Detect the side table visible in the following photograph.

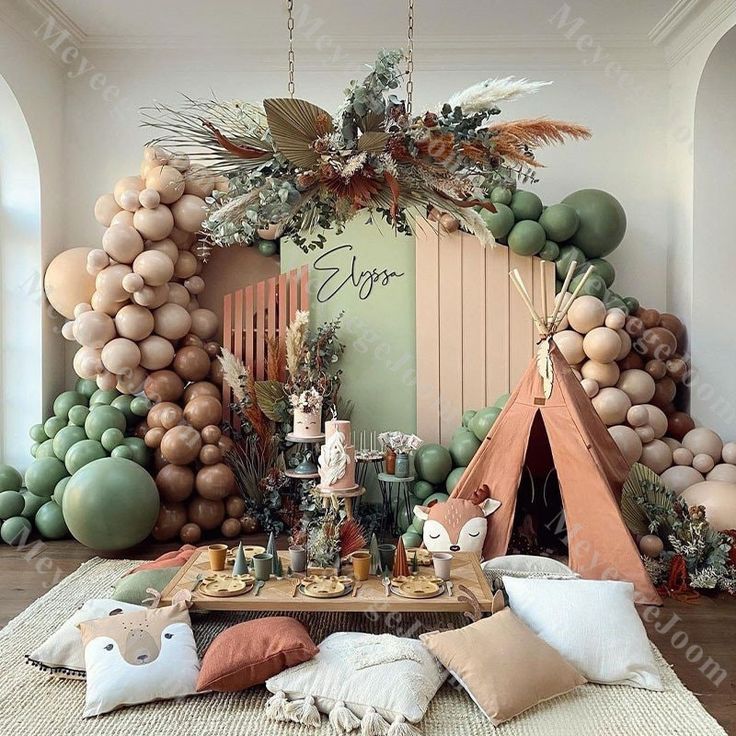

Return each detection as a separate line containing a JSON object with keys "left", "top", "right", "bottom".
{"left": 377, "top": 472, "right": 415, "bottom": 540}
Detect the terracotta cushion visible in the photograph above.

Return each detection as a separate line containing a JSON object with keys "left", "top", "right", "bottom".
{"left": 125, "top": 545, "right": 199, "bottom": 575}
{"left": 197, "top": 616, "right": 318, "bottom": 692}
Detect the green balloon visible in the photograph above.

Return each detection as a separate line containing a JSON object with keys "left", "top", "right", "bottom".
{"left": 539, "top": 203, "right": 579, "bottom": 242}
{"left": 449, "top": 432, "right": 480, "bottom": 467}
{"left": 490, "top": 186, "right": 513, "bottom": 205}
{"left": 43, "top": 416, "right": 67, "bottom": 439}
{"left": 402, "top": 531, "right": 423, "bottom": 549}
{"left": 538, "top": 240, "right": 560, "bottom": 261}
{"left": 53, "top": 391, "right": 87, "bottom": 419}
{"left": 75, "top": 378, "right": 98, "bottom": 399}
{"left": 586, "top": 258, "right": 615, "bottom": 287}
{"left": 445, "top": 466, "right": 467, "bottom": 493}
{"left": 461, "top": 410, "right": 476, "bottom": 428}
{"left": 89, "top": 389, "right": 121, "bottom": 408}
{"left": 414, "top": 444, "right": 453, "bottom": 485}
{"left": 29, "top": 424, "right": 48, "bottom": 443}
{"left": 556, "top": 244, "right": 586, "bottom": 279}
{"left": 410, "top": 515, "right": 425, "bottom": 534}
{"left": 507, "top": 220, "right": 546, "bottom": 256}
{"left": 111, "top": 445, "right": 134, "bottom": 460}
{"left": 52, "top": 426, "right": 87, "bottom": 461}
{"left": 52, "top": 477, "right": 70, "bottom": 506}
{"left": 0, "top": 490, "right": 25, "bottom": 520}
{"left": 257, "top": 238, "right": 279, "bottom": 257}
{"left": 35, "top": 440, "right": 57, "bottom": 459}
{"left": 84, "top": 405, "right": 126, "bottom": 442}
{"left": 510, "top": 190, "right": 543, "bottom": 221}
{"left": 396, "top": 503, "right": 415, "bottom": 533}
{"left": 65, "top": 439, "right": 106, "bottom": 475}
{"left": 25, "top": 457, "right": 67, "bottom": 498}
{"left": 62, "top": 457, "right": 160, "bottom": 550}
{"left": 68, "top": 405, "right": 90, "bottom": 427}
{"left": 101, "top": 428, "right": 125, "bottom": 452}
{"left": 111, "top": 395, "right": 136, "bottom": 425}
{"left": 563, "top": 189, "right": 627, "bottom": 258}
{"left": 494, "top": 393, "right": 510, "bottom": 409}
{"left": 0, "top": 464, "right": 22, "bottom": 492}
{"left": 122, "top": 437, "right": 148, "bottom": 466}
{"left": 21, "top": 490, "right": 47, "bottom": 519}
{"left": 480, "top": 203, "right": 515, "bottom": 239}
{"left": 130, "top": 396, "right": 153, "bottom": 417}
{"left": 603, "top": 289, "right": 629, "bottom": 313}
{"left": 30, "top": 443, "right": 39, "bottom": 458}
{"left": 570, "top": 271, "right": 607, "bottom": 299}
{"left": 413, "top": 480, "right": 437, "bottom": 501}
{"left": 423, "top": 492, "right": 450, "bottom": 507}
{"left": 623, "top": 296, "right": 640, "bottom": 313}
{"left": 1, "top": 516, "right": 32, "bottom": 545}
{"left": 35, "top": 501, "right": 69, "bottom": 540}
{"left": 469, "top": 406, "right": 501, "bottom": 441}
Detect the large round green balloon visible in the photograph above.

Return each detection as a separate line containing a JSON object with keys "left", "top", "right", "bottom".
{"left": 68, "top": 405, "right": 90, "bottom": 427}
{"left": 35, "top": 439, "right": 57, "bottom": 459}
{"left": 469, "top": 406, "right": 501, "bottom": 441}
{"left": 29, "top": 424, "right": 48, "bottom": 444}
{"left": 402, "top": 531, "right": 423, "bottom": 549}
{"left": 539, "top": 203, "right": 579, "bottom": 242}
{"left": 586, "top": 258, "right": 616, "bottom": 288}
{"left": 1, "top": 516, "right": 31, "bottom": 545}
{"left": 461, "top": 410, "right": 476, "bottom": 428}
{"left": 510, "top": 190, "right": 543, "bottom": 221}
{"left": 43, "top": 416, "right": 67, "bottom": 439}
{"left": 75, "top": 378, "right": 98, "bottom": 399}
{"left": 0, "top": 464, "right": 22, "bottom": 492}
{"left": 480, "top": 203, "right": 514, "bottom": 239}
{"left": 111, "top": 395, "right": 136, "bottom": 425}
{"left": 508, "top": 220, "right": 546, "bottom": 256}
{"left": 414, "top": 444, "right": 453, "bottom": 485}
{"left": 538, "top": 240, "right": 560, "bottom": 261}
{"left": 35, "top": 501, "right": 69, "bottom": 540}
{"left": 65, "top": 439, "right": 106, "bottom": 475}
{"left": 413, "top": 480, "right": 437, "bottom": 501}
{"left": 22, "top": 490, "right": 48, "bottom": 519}
{"left": 52, "top": 425, "right": 87, "bottom": 461}
{"left": 25, "top": 457, "right": 67, "bottom": 498}
{"left": 122, "top": 437, "right": 148, "bottom": 466}
{"left": 62, "top": 458, "right": 159, "bottom": 550}
{"left": 556, "top": 244, "right": 586, "bottom": 279}
{"left": 569, "top": 271, "right": 606, "bottom": 299}
{"left": 449, "top": 431, "right": 480, "bottom": 467}
{"left": 490, "top": 186, "right": 512, "bottom": 205}
{"left": 53, "top": 391, "right": 87, "bottom": 419}
{"left": 0, "top": 490, "right": 24, "bottom": 520}
{"left": 563, "top": 189, "right": 627, "bottom": 258}
{"left": 89, "top": 389, "right": 120, "bottom": 408}
{"left": 52, "top": 476, "right": 70, "bottom": 506}
{"left": 84, "top": 405, "right": 126, "bottom": 442}
{"left": 445, "top": 466, "right": 467, "bottom": 493}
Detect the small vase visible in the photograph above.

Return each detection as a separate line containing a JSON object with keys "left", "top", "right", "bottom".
{"left": 395, "top": 452, "right": 410, "bottom": 478}
{"left": 385, "top": 448, "right": 396, "bottom": 475}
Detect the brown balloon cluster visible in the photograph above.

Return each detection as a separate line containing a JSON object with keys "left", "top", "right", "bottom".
{"left": 62, "top": 147, "right": 222, "bottom": 393}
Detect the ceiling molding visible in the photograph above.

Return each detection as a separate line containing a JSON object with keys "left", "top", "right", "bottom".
{"left": 21, "top": 0, "right": 85, "bottom": 47}
{"left": 661, "top": 0, "right": 736, "bottom": 65}
{"left": 649, "top": 0, "right": 701, "bottom": 45}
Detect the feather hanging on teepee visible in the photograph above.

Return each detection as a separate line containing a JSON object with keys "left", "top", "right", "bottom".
{"left": 536, "top": 337, "right": 554, "bottom": 399}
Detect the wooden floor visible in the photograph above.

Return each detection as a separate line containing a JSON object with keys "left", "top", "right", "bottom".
{"left": 1, "top": 539, "right": 735, "bottom": 733}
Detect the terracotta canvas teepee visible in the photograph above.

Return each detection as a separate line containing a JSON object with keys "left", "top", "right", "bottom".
{"left": 450, "top": 263, "right": 661, "bottom": 605}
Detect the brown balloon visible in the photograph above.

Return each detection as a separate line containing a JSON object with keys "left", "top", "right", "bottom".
{"left": 201, "top": 424, "right": 222, "bottom": 445}
{"left": 208, "top": 359, "right": 224, "bottom": 386}
{"left": 651, "top": 376, "right": 677, "bottom": 409}
{"left": 184, "top": 395, "right": 222, "bottom": 430}
{"left": 152, "top": 503, "right": 188, "bottom": 541}
{"left": 183, "top": 380, "right": 220, "bottom": 404}
{"left": 220, "top": 518, "right": 242, "bottom": 538}
{"left": 160, "top": 425, "right": 202, "bottom": 464}
{"left": 144, "top": 370, "right": 185, "bottom": 402}
{"left": 173, "top": 345, "right": 211, "bottom": 382}
{"left": 144, "top": 427, "right": 165, "bottom": 449}
{"left": 666, "top": 357, "right": 688, "bottom": 382}
{"left": 153, "top": 448, "right": 170, "bottom": 472}
{"left": 195, "top": 462, "right": 235, "bottom": 500}
{"left": 667, "top": 411, "right": 696, "bottom": 441}
{"left": 225, "top": 495, "right": 246, "bottom": 518}
{"left": 204, "top": 341, "right": 220, "bottom": 358}
{"left": 156, "top": 463, "right": 195, "bottom": 503}
{"left": 644, "top": 359, "right": 667, "bottom": 380}
{"left": 134, "top": 421, "right": 149, "bottom": 439}
{"left": 180, "top": 333, "right": 204, "bottom": 348}
{"left": 625, "top": 316, "right": 645, "bottom": 339}
{"left": 659, "top": 313, "right": 684, "bottom": 343}
{"left": 639, "top": 308, "right": 661, "bottom": 329}
{"left": 618, "top": 352, "right": 644, "bottom": 371}
{"left": 188, "top": 495, "right": 225, "bottom": 530}
{"left": 199, "top": 444, "right": 223, "bottom": 465}
{"left": 639, "top": 327, "right": 677, "bottom": 360}
{"left": 218, "top": 435, "right": 235, "bottom": 455}
{"left": 146, "top": 401, "right": 181, "bottom": 428}
{"left": 180, "top": 522, "right": 202, "bottom": 544}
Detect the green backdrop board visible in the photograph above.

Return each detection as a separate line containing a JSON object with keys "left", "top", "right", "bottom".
{"left": 282, "top": 220, "right": 417, "bottom": 445}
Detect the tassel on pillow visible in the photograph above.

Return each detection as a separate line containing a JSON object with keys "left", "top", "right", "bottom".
{"left": 361, "top": 706, "right": 390, "bottom": 736}
{"left": 284, "top": 694, "right": 322, "bottom": 728}
{"left": 329, "top": 700, "right": 360, "bottom": 734}
{"left": 387, "top": 715, "right": 421, "bottom": 736}
{"left": 265, "top": 690, "right": 288, "bottom": 722}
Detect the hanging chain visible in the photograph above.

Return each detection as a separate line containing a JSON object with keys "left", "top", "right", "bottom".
{"left": 406, "top": 0, "right": 415, "bottom": 115}
{"left": 287, "top": 0, "right": 295, "bottom": 97}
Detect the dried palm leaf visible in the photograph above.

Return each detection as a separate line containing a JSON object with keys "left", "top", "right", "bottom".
{"left": 357, "top": 131, "right": 391, "bottom": 153}
{"left": 620, "top": 463, "right": 670, "bottom": 536}
{"left": 339, "top": 518, "right": 366, "bottom": 558}
{"left": 264, "top": 98, "right": 334, "bottom": 169}
{"left": 254, "top": 380, "right": 289, "bottom": 423}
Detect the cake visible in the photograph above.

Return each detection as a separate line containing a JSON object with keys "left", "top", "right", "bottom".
{"left": 318, "top": 419, "right": 357, "bottom": 491}
{"left": 292, "top": 393, "right": 323, "bottom": 438}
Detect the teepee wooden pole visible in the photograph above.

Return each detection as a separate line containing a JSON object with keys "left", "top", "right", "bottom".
{"left": 540, "top": 260, "right": 549, "bottom": 328}
{"left": 509, "top": 270, "right": 546, "bottom": 334}
{"left": 548, "top": 260, "right": 578, "bottom": 328}
{"left": 553, "top": 265, "right": 596, "bottom": 331}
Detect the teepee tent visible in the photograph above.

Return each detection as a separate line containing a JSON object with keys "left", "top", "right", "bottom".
{"left": 450, "top": 263, "right": 661, "bottom": 605}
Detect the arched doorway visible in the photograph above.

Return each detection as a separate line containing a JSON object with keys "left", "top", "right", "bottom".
{"left": 691, "top": 25, "right": 736, "bottom": 436}
{"left": 0, "top": 75, "right": 42, "bottom": 468}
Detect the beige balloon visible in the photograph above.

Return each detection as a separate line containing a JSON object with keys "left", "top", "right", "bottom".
{"left": 583, "top": 326, "right": 622, "bottom": 364}
{"left": 133, "top": 283, "right": 170, "bottom": 309}
{"left": 86, "top": 248, "right": 110, "bottom": 275}
{"left": 133, "top": 250, "right": 175, "bottom": 287}
{"left": 635, "top": 425, "right": 656, "bottom": 444}
{"left": 580, "top": 377, "right": 599, "bottom": 398}
{"left": 115, "top": 304, "right": 155, "bottom": 341}
{"left": 567, "top": 295, "right": 606, "bottom": 334}
{"left": 673, "top": 447, "right": 694, "bottom": 466}
{"left": 139, "top": 335, "right": 176, "bottom": 370}
{"left": 95, "top": 263, "right": 133, "bottom": 302}
{"left": 43, "top": 247, "right": 97, "bottom": 320}
{"left": 101, "top": 337, "right": 141, "bottom": 374}
{"left": 116, "top": 365, "right": 148, "bottom": 394}
{"left": 643, "top": 404, "right": 668, "bottom": 438}
{"left": 680, "top": 481, "right": 736, "bottom": 531}
{"left": 153, "top": 303, "right": 192, "bottom": 340}
{"left": 723, "top": 442, "right": 736, "bottom": 465}
{"left": 591, "top": 387, "right": 631, "bottom": 426}
{"left": 580, "top": 359, "right": 620, "bottom": 388}
{"left": 73, "top": 346, "right": 104, "bottom": 379}
{"left": 96, "top": 370, "right": 118, "bottom": 390}
{"left": 122, "top": 272, "right": 145, "bottom": 293}
{"left": 169, "top": 226, "right": 195, "bottom": 248}
{"left": 608, "top": 424, "right": 642, "bottom": 465}
{"left": 639, "top": 439, "right": 673, "bottom": 474}
{"left": 660, "top": 465, "right": 704, "bottom": 494}
{"left": 118, "top": 189, "right": 141, "bottom": 212}
{"left": 626, "top": 404, "right": 649, "bottom": 428}
{"left": 94, "top": 193, "right": 122, "bottom": 227}
{"left": 102, "top": 224, "right": 144, "bottom": 264}
{"left": 615, "top": 329, "right": 632, "bottom": 361}
{"left": 146, "top": 237, "right": 179, "bottom": 262}
{"left": 167, "top": 282, "right": 191, "bottom": 307}
{"left": 707, "top": 464, "right": 736, "bottom": 483}
{"left": 90, "top": 291, "right": 125, "bottom": 316}
{"left": 604, "top": 308, "right": 626, "bottom": 330}
{"left": 553, "top": 330, "right": 585, "bottom": 365}
{"left": 133, "top": 205, "right": 174, "bottom": 241}
{"left": 145, "top": 165, "right": 185, "bottom": 204}
{"left": 184, "top": 167, "right": 215, "bottom": 198}
{"left": 683, "top": 427, "right": 724, "bottom": 462}
{"left": 616, "top": 369, "right": 655, "bottom": 405}
{"left": 138, "top": 188, "right": 161, "bottom": 209}
{"left": 692, "top": 453, "right": 716, "bottom": 474}
{"left": 74, "top": 310, "right": 116, "bottom": 348}
{"left": 189, "top": 308, "right": 219, "bottom": 340}
{"left": 110, "top": 210, "right": 135, "bottom": 228}
{"left": 113, "top": 176, "right": 144, "bottom": 207}
{"left": 173, "top": 251, "right": 198, "bottom": 279}
{"left": 171, "top": 194, "right": 206, "bottom": 232}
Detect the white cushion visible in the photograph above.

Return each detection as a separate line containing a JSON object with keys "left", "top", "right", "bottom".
{"left": 483, "top": 555, "right": 574, "bottom": 575}
{"left": 503, "top": 577, "right": 662, "bottom": 690}
{"left": 266, "top": 632, "right": 446, "bottom": 724}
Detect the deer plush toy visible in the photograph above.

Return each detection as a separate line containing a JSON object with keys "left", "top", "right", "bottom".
{"left": 414, "top": 485, "right": 500, "bottom": 557}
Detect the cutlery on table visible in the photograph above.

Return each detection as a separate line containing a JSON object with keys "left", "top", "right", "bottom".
{"left": 352, "top": 582, "right": 363, "bottom": 598}
{"left": 292, "top": 580, "right": 300, "bottom": 597}
{"left": 446, "top": 581, "right": 454, "bottom": 597}
{"left": 254, "top": 580, "right": 265, "bottom": 596}
{"left": 188, "top": 574, "right": 204, "bottom": 592}
{"left": 382, "top": 576, "right": 391, "bottom": 597}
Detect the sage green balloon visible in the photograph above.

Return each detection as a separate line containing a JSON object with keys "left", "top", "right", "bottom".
{"left": 0, "top": 490, "right": 24, "bottom": 520}
{"left": 89, "top": 389, "right": 121, "bottom": 408}
{"left": 53, "top": 391, "right": 87, "bottom": 419}
{"left": 410, "top": 515, "right": 425, "bottom": 534}
{"left": 423, "top": 492, "right": 450, "bottom": 507}
{"left": 101, "top": 428, "right": 125, "bottom": 452}
{"left": 68, "top": 405, "right": 90, "bottom": 427}
{"left": 75, "top": 378, "right": 98, "bottom": 399}
{"left": 25, "top": 457, "right": 67, "bottom": 498}
{"left": 538, "top": 240, "right": 560, "bottom": 261}
{"left": 396, "top": 504, "right": 414, "bottom": 532}
{"left": 449, "top": 431, "right": 481, "bottom": 467}
{"left": 461, "top": 410, "right": 477, "bottom": 428}
{"left": 624, "top": 296, "right": 640, "bottom": 313}
{"left": 539, "top": 203, "right": 579, "bottom": 242}
{"left": 62, "top": 457, "right": 160, "bottom": 550}
{"left": 413, "top": 480, "right": 437, "bottom": 501}
{"left": 603, "top": 290, "right": 629, "bottom": 313}
{"left": 0, "top": 464, "right": 22, "bottom": 492}
{"left": 556, "top": 244, "right": 586, "bottom": 279}
{"left": 1, "top": 516, "right": 31, "bottom": 545}
{"left": 402, "top": 531, "right": 423, "bottom": 549}
{"left": 586, "top": 258, "right": 615, "bottom": 287}
{"left": 563, "top": 189, "right": 627, "bottom": 258}
{"left": 489, "top": 186, "right": 512, "bottom": 205}
{"left": 507, "top": 220, "right": 546, "bottom": 256}
{"left": 35, "top": 501, "right": 69, "bottom": 540}
{"left": 111, "top": 395, "right": 136, "bottom": 425}
{"left": 65, "top": 439, "right": 106, "bottom": 475}
{"left": 494, "top": 393, "right": 510, "bottom": 409}
{"left": 469, "top": 406, "right": 501, "bottom": 441}
{"left": 21, "top": 490, "right": 47, "bottom": 519}
{"left": 43, "top": 416, "right": 67, "bottom": 439}
{"left": 30, "top": 443, "right": 39, "bottom": 458}
{"left": 510, "top": 190, "right": 543, "bottom": 221}
{"left": 35, "top": 440, "right": 57, "bottom": 459}
{"left": 52, "top": 425, "right": 87, "bottom": 461}
{"left": 445, "top": 466, "right": 467, "bottom": 493}
{"left": 111, "top": 445, "right": 134, "bottom": 461}
{"left": 84, "top": 405, "right": 126, "bottom": 442}
{"left": 414, "top": 444, "right": 453, "bottom": 485}
{"left": 257, "top": 238, "right": 279, "bottom": 257}
{"left": 480, "top": 203, "right": 514, "bottom": 239}
{"left": 29, "top": 424, "right": 48, "bottom": 444}
{"left": 122, "top": 437, "right": 148, "bottom": 466}
{"left": 569, "top": 271, "right": 607, "bottom": 299}
{"left": 52, "top": 476, "right": 70, "bottom": 506}
{"left": 130, "top": 396, "right": 153, "bottom": 417}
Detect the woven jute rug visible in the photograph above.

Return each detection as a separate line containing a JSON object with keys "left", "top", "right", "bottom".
{"left": 0, "top": 557, "right": 727, "bottom": 736}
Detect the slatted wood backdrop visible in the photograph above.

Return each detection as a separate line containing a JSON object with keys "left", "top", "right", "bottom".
{"left": 222, "top": 265, "right": 309, "bottom": 427}
{"left": 415, "top": 219, "right": 556, "bottom": 445}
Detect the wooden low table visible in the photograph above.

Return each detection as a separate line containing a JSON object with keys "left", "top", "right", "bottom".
{"left": 159, "top": 547, "right": 493, "bottom": 618}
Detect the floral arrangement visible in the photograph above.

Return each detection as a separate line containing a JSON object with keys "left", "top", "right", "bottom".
{"left": 304, "top": 507, "right": 366, "bottom": 569}
{"left": 289, "top": 387, "right": 322, "bottom": 414}
{"left": 378, "top": 431, "right": 423, "bottom": 454}
{"left": 143, "top": 50, "right": 589, "bottom": 253}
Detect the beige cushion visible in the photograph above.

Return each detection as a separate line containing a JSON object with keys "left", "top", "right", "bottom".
{"left": 421, "top": 609, "right": 585, "bottom": 725}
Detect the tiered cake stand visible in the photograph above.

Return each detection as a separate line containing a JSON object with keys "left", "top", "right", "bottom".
{"left": 284, "top": 432, "right": 325, "bottom": 480}
{"left": 316, "top": 484, "right": 366, "bottom": 519}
